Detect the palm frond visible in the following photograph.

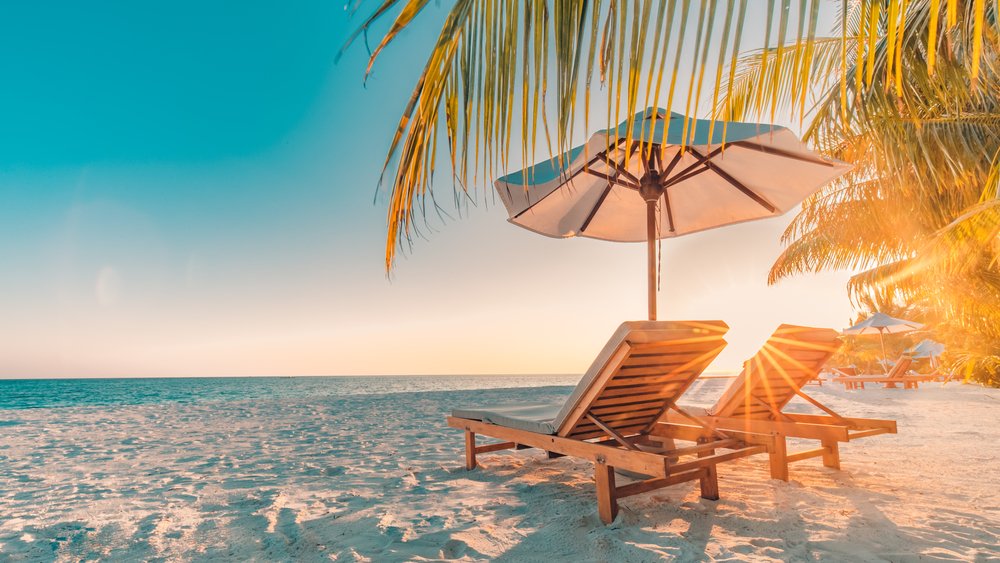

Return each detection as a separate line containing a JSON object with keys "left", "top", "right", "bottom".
{"left": 707, "top": 0, "right": 1000, "bottom": 384}
{"left": 339, "top": 0, "right": 996, "bottom": 269}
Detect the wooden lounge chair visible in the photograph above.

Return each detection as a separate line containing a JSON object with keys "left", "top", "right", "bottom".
{"left": 829, "top": 366, "right": 857, "bottom": 378}
{"left": 832, "top": 355, "right": 934, "bottom": 389}
{"left": 912, "top": 365, "right": 954, "bottom": 382}
{"left": 447, "top": 321, "right": 776, "bottom": 524}
{"left": 662, "top": 324, "right": 897, "bottom": 481}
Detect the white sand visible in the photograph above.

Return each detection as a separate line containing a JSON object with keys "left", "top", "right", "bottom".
{"left": 1, "top": 379, "right": 998, "bottom": 562}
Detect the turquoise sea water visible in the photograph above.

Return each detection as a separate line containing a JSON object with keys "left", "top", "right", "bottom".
{"left": 0, "top": 375, "right": 581, "bottom": 410}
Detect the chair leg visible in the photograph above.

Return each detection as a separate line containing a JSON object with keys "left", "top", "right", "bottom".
{"left": 821, "top": 439, "right": 841, "bottom": 470}
{"left": 697, "top": 448, "right": 720, "bottom": 500}
{"left": 594, "top": 460, "right": 618, "bottom": 524}
{"left": 769, "top": 435, "right": 789, "bottom": 481}
{"left": 465, "top": 431, "right": 477, "bottom": 470}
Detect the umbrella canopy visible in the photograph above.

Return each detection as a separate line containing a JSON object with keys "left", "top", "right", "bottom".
{"left": 842, "top": 312, "right": 924, "bottom": 335}
{"left": 496, "top": 107, "right": 852, "bottom": 320}
{"left": 843, "top": 312, "right": 924, "bottom": 373}
{"left": 907, "top": 339, "right": 945, "bottom": 359}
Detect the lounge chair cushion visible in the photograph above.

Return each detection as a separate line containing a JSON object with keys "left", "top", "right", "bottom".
{"left": 451, "top": 403, "right": 562, "bottom": 435}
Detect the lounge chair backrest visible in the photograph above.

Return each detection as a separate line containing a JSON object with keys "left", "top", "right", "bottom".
{"left": 554, "top": 320, "right": 728, "bottom": 439}
{"left": 887, "top": 355, "right": 913, "bottom": 379}
{"left": 709, "top": 324, "right": 841, "bottom": 419}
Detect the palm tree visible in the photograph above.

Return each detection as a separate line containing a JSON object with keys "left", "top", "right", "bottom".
{"left": 719, "top": 1, "right": 999, "bottom": 383}
{"left": 344, "top": 0, "right": 996, "bottom": 270}
{"left": 343, "top": 1, "right": 999, "bottom": 383}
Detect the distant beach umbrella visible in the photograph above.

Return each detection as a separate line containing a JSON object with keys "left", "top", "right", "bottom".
{"left": 907, "top": 339, "right": 946, "bottom": 368}
{"left": 907, "top": 338, "right": 945, "bottom": 359}
{"left": 843, "top": 312, "right": 924, "bottom": 373}
{"left": 495, "top": 108, "right": 852, "bottom": 320}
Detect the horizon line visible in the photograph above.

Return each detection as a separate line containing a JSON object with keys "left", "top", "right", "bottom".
{"left": 0, "top": 370, "right": 739, "bottom": 381}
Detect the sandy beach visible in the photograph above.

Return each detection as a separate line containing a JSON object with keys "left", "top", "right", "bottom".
{"left": 3, "top": 1, "right": 998, "bottom": 561}
{"left": 1, "top": 377, "right": 997, "bottom": 562}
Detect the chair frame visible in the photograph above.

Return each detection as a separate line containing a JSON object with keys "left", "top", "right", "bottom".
{"left": 666, "top": 409, "right": 896, "bottom": 481}
{"left": 448, "top": 416, "right": 774, "bottom": 524}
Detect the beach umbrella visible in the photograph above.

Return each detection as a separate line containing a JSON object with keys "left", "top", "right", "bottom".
{"left": 907, "top": 338, "right": 945, "bottom": 359}
{"left": 907, "top": 338, "right": 946, "bottom": 368}
{"left": 495, "top": 108, "right": 852, "bottom": 320}
{"left": 842, "top": 312, "right": 924, "bottom": 373}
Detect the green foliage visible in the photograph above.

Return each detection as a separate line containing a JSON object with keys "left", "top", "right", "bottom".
{"left": 347, "top": 1, "right": 995, "bottom": 270}
{"left": 722, "top": 1, "right": 1000, "bottom": 386}
{"left": 348, "top": 1, "right": 1000, "bottom": 384}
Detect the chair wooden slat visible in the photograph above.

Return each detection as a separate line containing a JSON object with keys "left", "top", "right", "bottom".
{"left": 710, "top": 324, "right": 841, "bottom": 419}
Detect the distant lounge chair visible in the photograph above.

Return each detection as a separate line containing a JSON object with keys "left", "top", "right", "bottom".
{"left": 908, "top": 360, "right": 954, "bottom": 382}
{"left": 448, "top": 321, "right": 776, "bottom": 524}
{"left": 914, "top": 366, "right": 954, "bottom": 383}
{"left": 829, "top": 365, "right": 857, "bottom": 378}
{"left": 832, "top": 355, "right": 935, "bottom": 389}
{"left": 665, "top": 325, "right": 897, "bottom": 481}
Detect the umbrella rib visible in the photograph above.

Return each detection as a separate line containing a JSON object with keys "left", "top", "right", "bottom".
{"left": 731, "top": 141, "right": 837, "bottom": 167}
{"left": 663, "top": 166, "right": 711, "bottom": 188}
{"left": 661, "top": 187, "right": 676, "bottom": 233}
{"left": 511, "top": 139, "right": 628, "bottom": 220}
{"left": 687, "top": 147, "right": 778, "bottom": 213}
{"left": 602, "top": 148, "right": 641, "bottom": 186}
{"left": 661, "top": 146, "right": 724, "bottom": 186}
{"left": 586, "top": 140, "right": 641, "bottom": 189}
{"left": 583, "top": 168, "right": 639, "bottom": 189}
{"left": 557, "top": 139, "right": 623, "bottom": 187}
{"left": 580, "top": 184, "right": 614, "bottom": 233}
{"left": 580, "top": 142, "right": 642, "bottom": 233}
{"left": 650, "top": 148, "right": 676, "bottom": 232}
{"left": 658, "top": 148, "right": 684, "bottom": 180}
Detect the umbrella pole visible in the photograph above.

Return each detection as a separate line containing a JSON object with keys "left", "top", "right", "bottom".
{"left": 647, "top": 199, "right": 657, "bottom": 321}
{"left": 879, "top": 329, "right": 888, "bottom": 374}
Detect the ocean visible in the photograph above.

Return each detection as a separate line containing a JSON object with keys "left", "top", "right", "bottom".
{"left": 1, "top": 375, "right": 996, "bottom": 560}
{"left": 0, "top": 375, "right": 581, "bottom": 410}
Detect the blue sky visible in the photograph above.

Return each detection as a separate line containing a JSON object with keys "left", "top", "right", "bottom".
{"left": 0, "top": 2, "right": 855, "bottom": 378}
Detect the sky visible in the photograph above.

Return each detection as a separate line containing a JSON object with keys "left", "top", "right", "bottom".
{"left": 0, "top": 1, "right": 856, "bottom": 378}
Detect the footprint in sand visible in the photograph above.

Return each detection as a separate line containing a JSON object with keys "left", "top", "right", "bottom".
{"left": 440, "top": 538, "right": 468, "bottom": 558}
